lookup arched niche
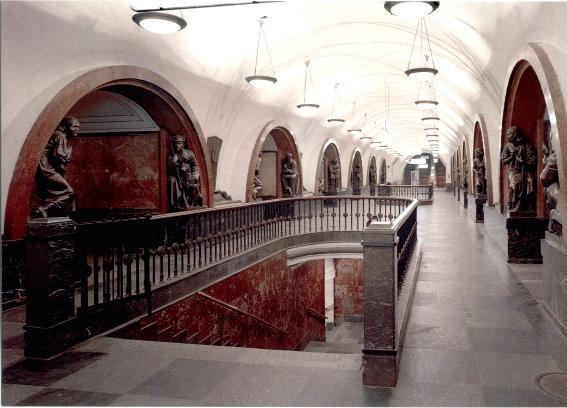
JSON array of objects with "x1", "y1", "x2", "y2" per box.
[
  {"x1": 246, "y1": 125, "x2": 301, "y2": 201},
  {"x1": 348, "y1": 150, "x2": 363, "y2": 190},
  {"x1": 500, "y1": 61, "x2": 547, "y2": 215},
  {"x1": 473, "y1": 120, "x2": 494, "y2": 205},
  {"x1": 379, "y1": 158, "x2": 387, "y2": 184},
  {"x1": 403, "y1": 153, "x2": 433, "y2": 185},
  {"x1": 368, "y1": 156, "x2": 377, "y2": 186},
  {"x1": 3, "y1": 66, "x2": 212, "y2": 239},
  {"x1": 462, "y1": 139, "x2": 470, "y2": 191},
  {"x1": 315, "y1": 140, "x2": 341, "y2": 194}
]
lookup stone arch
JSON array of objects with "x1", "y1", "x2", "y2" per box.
[
  {"x1": 367, "y1": 155, "x2": 377, "y2": 186},
  {"x1": 4, "y1": 65, "x2": 213, "y2": 239},
  {"x1": 347, "y1": 149, "x2": 363, "y2": 189},
  {"x1": 500, "y1": 60, "x2": 548, "y2": 215},
  {"x1": 314, "y1": 139, "x2": 341, "y2": 194},
  {"x1": 379, "y1": 158, "x2": 387, "y2": 184},
  {"x1": 473, "y1": 115, "x2": 494, "y2": 206},
  {"x1": 246, "y1": 123, "x2": 302, "y2": 201}
]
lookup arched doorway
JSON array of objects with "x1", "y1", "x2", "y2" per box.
[
  {"x1": 4, "y1": 67, "x2": 212, "y2": 239},
  {"x1": 403, "y1": 154, "x2": 433, "y2": 185},
  {"x1": 349, "y1": 150, "x2": 363, "y2": 194},
  {"x1": 500, "y1": 61, "x2": 547, "y2": 215},
  {"x1": 435, "y1": 158, "x2": 446, "y2": 187},
  {"x1": 473, "y1": 121, "x2": 487, "y2": 198},
  {"x1": 247, "y1": 126, "x2": 302, "y2": 201},
  {"x1": 315, "y1": 141, "x2": 341, "y2": 194},
  {"x1": 462, "y1": 140, "x2": 469, "y2": 192},
  {"x1": 379, "y1": 159, "x2": 387, "y2": 184},
  {"x1": 368, "y1": 156, "x2": 377, "y2": 187}
]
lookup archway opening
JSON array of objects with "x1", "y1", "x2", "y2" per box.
[
  {"x1": 349, "y1": 151, "x2": 363, "y2": 193},
  {"x1": 435, "y1": 159, "x2": 446, "y2": 187},
  {"x1": 249, "y1": 127, "x2": 301, "y2": 201},
  {"x1": 316, "y1": 142, "x2": 341, "y2": 194},
  {"x1": 500, "y1": 61, "x2": 547, "y2": 215},
  {"x1": 379, "y1": 159, "x2": 387, "y2": 184},
  {"x1": 403, "y1": 154, "x2": 433, "y2": 185},
  {"x1": 4, "y1": 74, "x2": 211, "y2": 239},
  {"x1": 368, "y1": 156, "x2": 377, "y2": 187}
]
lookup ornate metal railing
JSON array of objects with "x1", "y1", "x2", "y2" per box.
[
  {"x1": 76, "y1": 196, "x2": 416, "y2": 314},
  {"x1": 375, "y1": 184, "x2": 433, "y2": 201}
]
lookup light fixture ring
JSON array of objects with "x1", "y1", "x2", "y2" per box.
[
  {"x1": 384, "y1": 1, "x2": 440, "y2": 17},
  {"x1": 132, "y1": 11, "x2": 187, "y2": 33},
  {"x1": 297, "y1": 103, "x2": 320, "y2": 109},
  {"x1": 405, "y1": 67, "x2": 438, "y2": 78},
  {"x1": 327, "y1": 118, "x2": 345, "y2": 124},
  {"x1": 245, "y1": 75, "x2": 278, "y2": 86}
]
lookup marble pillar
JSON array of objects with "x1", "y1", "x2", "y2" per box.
[
  {"x1": 24, "y1": 217, "x2": 79, "y2": 358},
  {"x1": 362, "y1": 219, "x2": 398, "y2": 387}
]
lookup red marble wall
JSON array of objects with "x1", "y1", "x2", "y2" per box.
[
  {"x1": 117, "y1": 254, "x2": 325, "y2": 350},
  {"x1": 334, "y1": 259, "x2": 364, "y2": 318},
  {"x1": 65, "y1": 133, "x2": 160, "y2": 211}
]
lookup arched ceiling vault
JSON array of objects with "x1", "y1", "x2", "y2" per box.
[{"x1": 17, "y1": 0, "x2": 567, "y2": 158}]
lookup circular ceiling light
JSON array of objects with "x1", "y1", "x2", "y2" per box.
[
  {"x1": 422, "y1": 115, "x2": 440, "y2": 125},
  {"x1": 327, "y1": 118, "x2": 345, "y2": 125},
  {"x1": 405, "y1": 67, "x2": 438, "y2": 82},
  {"x1": 245, "y1": 75, "x2": 278, "y2": 88},
  {"x1": 415, "y1": 99, "x2": 439, "y2": 110},
  {"x1": 132, "y1": 12, "x2": 187, "y2": 34},
  {"x1": 296, "y1": 103, "x2": 320, "y2": 116},
  {"x1": 384, "y1": 1, "x2": 440, "y2": 19},
  {"x1": 425, "y1": 127, "x2": 439, "y2": 135}
]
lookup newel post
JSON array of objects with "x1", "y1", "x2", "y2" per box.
[{"x1": 362, "y1": 217, "x2": 399, "y2": 387}]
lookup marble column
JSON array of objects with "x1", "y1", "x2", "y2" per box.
[
  {"x1": 24, "y1": 217, "x2": 79, "y2": 358},
  {"x1": 362, "y1": 219, "x2": 398, "y2": 387},
  {"x1": 324, "y1": 259, "x2": 336, "y2": 330}
]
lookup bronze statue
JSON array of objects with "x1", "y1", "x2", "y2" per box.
[
  {"x1": 327, "y1": 159, "x2": 340, "y2": 192},
  {"x1": 252, "y1": 169, "x2": 264, "y2": 201},
  {"x1": 167, "y1": 134, "x2": 203, "y2": 210},
  {"x1": 352, "y1": 164, "x2": 362, "y2": 189},
  {"x1": 281, "y1": 152, "x2": 298, "y2": 197},
  {"x1": 32, "y1": 116, "x2": 79, "y2": 218},
  {"x1": 473, "y1": 148, "x2": 487, "y2": 195},
  {"x1": 500, "y1": 126, "x2": 536, "y2": 212},
  {"x1": 541, "y1": 145, "x2": 562, "y2": 236},
  {"x1": 369, "y1": 165, "x2": 377, "y2": 186}
]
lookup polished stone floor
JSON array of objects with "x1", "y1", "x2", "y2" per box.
[{"x1": 2, "y1": 189, "x2": 567, "y2": 406}]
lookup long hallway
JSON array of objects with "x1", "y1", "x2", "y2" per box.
[{"x1": 2, "y1": 190, "x2": 567, "y2": 406}]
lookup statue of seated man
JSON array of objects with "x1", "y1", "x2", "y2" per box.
[
  {"x1": 280, "y1": 152, "x2": 298, "y2": 197},
  {"x1": 32, "y1": 116, "x2": 79, "y2": 218},
  {"x1": 167, "y1": 134, "x2": 203, "y2": 211},
  {"x1": 500, "y1": 126, "x2": 536, "y2": 212},
  {"x1": 328, "y1": 159, "x2": 340, "y2": 192}
]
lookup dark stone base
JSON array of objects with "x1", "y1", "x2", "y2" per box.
[
  {"x1": 362, "y1": 350, "x2": 399, "y2": 387},
  {"x1": 446, "y1": 183, "x2": 453, "y2": 192},
  {"x1": 506, "y1": 215, "x2": 547, "y2": 264},
  {"x1": 475, "y1": 196, "x2": 486, "y2": 223},
  {"x1": 457, "y1": 188, "x2": 461, "y2": 201},
  {"x1": 541, "y1": 236, "x2": 567, "y2": 337},
  {"x1": 369, "y1": 186, "x2": 376, "y2": 196},
  {"x1": 352, "y1": 187, "x2": 361, "y2": 196},
  {"x1": 463, "y1": 192, "x2": 468, "y2": 208}
]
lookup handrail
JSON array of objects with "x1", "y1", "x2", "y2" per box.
[
  {"x1": 196, "y1": 291, "x2": 288, "y2": 335},
  {"x1": 77, "y1": 195, "x2": 416, "y2": 314},
  {"x1": 306, "y1": 307, "x2": 326, "y2": 322}
]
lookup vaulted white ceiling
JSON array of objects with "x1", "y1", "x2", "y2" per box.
[{"x1": 4, "y1": 1, "x2": 567, "y2": 159}]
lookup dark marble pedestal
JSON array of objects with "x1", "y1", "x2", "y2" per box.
[
  {"x1": 457, "y1": 187, "x2": 461, "y2": 201},
  {"x1": 541, "y1": 235, "x2": 567, "y2": 336},
  {"x1": 506, "y1": 213, "x2": 547, "y2": 264},
  {"x1": 369, "y1": 186, "x2": 376, "y2": 196},
  {"x1": 352, "y1": 187, "x2": 361, "y2": 195},
  {"x1": 475, "y1": 194, "x2": 486, "y2": 223},
  {"x1": 24, "y1": 217, "x2": 79, "y2": 358}
]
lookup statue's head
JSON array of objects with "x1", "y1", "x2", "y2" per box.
[
  {"x1": 172, "y1": 134, "x2": 186, "y2": 151},
  {"x1": 61, "y1": 116, "x2": 80, "y2": 138},
  {"x1": 285, "y1": 152, "x2": 293, "y2": 161},
  {"x1": 506, "y1": 126, "x2": 522, "y2": 145},
  {"x1": 474, "y1": 148, "x2": 484, "y2": 159},
  {"x1": 331, "y1": 159, "x2": 337, "y2": 165}
]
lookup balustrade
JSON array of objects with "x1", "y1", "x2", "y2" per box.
[{"x1": 76, "y1": 196, "x2": 416, "y2": 314}]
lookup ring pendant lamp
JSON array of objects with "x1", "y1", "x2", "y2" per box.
[
  {"x1": 297, "y1": 60, "x2": 320, "y2": 114},
  {"x1": 245, "y1": 17, "x2": 277, "y2": 88},
  {"x1": 405, "y1": 18, "x2": 438, "y2": 82},
  {"x1": 327, "y1": 83, "x2": 345, "y2": 124},
  {"x1": 384, "y1": 1, "x2": 440, "y2": 18},
  {"x1": 347, "y1": 101, "x2": 362, "y2": 136}
]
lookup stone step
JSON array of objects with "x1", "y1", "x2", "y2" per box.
[{"x1": 303, "y1": 340, "x2": 362, "y2": 354}]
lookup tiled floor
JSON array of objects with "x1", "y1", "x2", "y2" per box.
[{"x1": 2, "y1": 190, "x2": 567, "y2": 406}]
